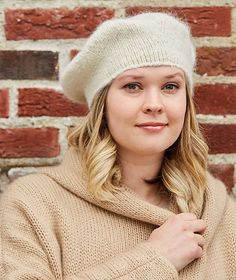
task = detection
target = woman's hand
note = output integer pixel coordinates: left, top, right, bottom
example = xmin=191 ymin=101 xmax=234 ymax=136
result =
xmin=147 ymin=213 xmax=207 ymax=271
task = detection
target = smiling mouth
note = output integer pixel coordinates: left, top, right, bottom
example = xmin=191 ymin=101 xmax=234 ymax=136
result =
xmin=136 ymin=122 xmax=167 ymax=127
xmin=135 ymin=122 xmax=168 ymax=132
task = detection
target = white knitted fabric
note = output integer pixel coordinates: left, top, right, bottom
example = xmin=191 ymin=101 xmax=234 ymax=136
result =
xmin=61 ymin=12 xmax=196 ymax=107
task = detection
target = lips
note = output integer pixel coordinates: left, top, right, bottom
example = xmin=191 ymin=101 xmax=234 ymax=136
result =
xmin=135 ymin=122 xmax=167 ymax=132
xmin=136 ymin=122 xmax=167 ymax=127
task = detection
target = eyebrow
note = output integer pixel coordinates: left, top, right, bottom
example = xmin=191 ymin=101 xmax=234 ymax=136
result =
xmin=116 ymin=74 xmax=144 ymax=81
xmin=117 ymin=72 xmax=185 ymax=81
xmin=164 ymin=73 xmax=185 ymax=79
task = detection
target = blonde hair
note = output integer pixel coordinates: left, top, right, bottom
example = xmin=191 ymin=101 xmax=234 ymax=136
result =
xmin=68 ymin=85 xmax=208 ymax=213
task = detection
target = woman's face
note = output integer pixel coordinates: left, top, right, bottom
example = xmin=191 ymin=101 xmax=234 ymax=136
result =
xmin=105 ymin=66 xmax=187 ymax=158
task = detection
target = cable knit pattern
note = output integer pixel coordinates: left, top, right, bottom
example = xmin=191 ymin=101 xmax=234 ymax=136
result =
xmin=1 ymin=147 xmax=236 ymax=279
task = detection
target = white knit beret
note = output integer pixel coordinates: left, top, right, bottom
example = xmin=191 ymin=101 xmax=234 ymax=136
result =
xmin=61 ymin=12 xmax=196 ymax=107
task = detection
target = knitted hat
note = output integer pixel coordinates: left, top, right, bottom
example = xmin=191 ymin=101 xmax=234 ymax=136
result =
xmin=61 ymin=12 xmax=196 ymax=107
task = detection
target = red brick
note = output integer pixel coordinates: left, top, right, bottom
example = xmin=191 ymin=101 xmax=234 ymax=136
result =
xmin=0 ymin=128 xmax=59 ymax=158
xmin=126 ymin=7 xmax=231 ymax=37
xmin=201 ymin=124 xmax=236 ymax=154
xmin=194 ymin=84 xmax=236 ymax=115
xmin=0 ymin=51 xmax=58 ymax=80
xmin=70 ymin=49 xmax=79 ymax=60
xmin=208 ymin=164 xmax=234 ymax=192
xmin=5 ymin=8 xmax=114 ymax=40
xmin=197 ymin=48 xmax=236 ymax=76
xmin=18 ymin=88 xmax=88 ymax=117
xmin=0 ymin=89 xmax=9 ymax=118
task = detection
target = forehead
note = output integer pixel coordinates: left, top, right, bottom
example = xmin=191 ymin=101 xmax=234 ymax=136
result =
xmin=115 ymin=66 xmax=185 ymax=80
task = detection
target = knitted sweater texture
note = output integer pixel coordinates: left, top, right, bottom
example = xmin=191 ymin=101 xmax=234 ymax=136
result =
xmin=1 ymin=147 xmax=236 ymax=279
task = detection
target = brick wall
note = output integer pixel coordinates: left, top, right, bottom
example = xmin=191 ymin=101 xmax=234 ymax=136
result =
xmin=0 ymin=0 xmax=235 ymax=194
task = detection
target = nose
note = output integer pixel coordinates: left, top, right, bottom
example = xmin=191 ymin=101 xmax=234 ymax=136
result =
xmin=142 ymin=89 xmax=164 ymax=114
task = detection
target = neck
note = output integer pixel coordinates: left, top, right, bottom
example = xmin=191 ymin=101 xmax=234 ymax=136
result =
xmin=118 ymin=149 xmax=165 ymax=204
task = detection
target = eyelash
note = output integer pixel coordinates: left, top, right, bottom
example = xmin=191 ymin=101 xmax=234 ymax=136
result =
xmin=163 ymin=83 xmax=179 ymax=91
xmin=123 ymin=83 xmax=141 ymax=91
xmin=123 ymin=82 xmax=180 ymax=92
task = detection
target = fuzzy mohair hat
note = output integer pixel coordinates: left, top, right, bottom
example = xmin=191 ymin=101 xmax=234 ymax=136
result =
xmin=61 ymin=12 xmax=196 ymax=107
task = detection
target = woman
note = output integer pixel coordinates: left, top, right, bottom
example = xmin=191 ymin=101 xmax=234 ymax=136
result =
xmin=1 ymin=12 xmax=236 ymax=279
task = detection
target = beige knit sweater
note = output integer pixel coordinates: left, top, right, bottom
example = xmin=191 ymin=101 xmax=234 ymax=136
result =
xmin=1 ymin=147 xmax=236 ymax=279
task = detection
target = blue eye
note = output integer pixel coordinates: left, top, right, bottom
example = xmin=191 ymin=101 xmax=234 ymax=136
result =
xmin=123 ymin=83 xmax=141 ymax=91
xmin=163 ymin=83 xmax=179 ymax=91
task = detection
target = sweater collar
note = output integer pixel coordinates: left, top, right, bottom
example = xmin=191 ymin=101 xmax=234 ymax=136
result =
xmin=40 ymin=147 xmax=227 ymax=248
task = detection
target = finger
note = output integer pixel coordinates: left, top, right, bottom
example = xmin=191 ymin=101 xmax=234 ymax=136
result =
xmin=186 ymin=219 xmax=207 ymax=233
xmin=194 ymin=233 xmax=205 ymax=248
xmin=176 ymin=212 xmax=197 ymax=221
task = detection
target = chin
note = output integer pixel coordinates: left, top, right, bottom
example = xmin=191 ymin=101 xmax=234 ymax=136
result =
xmin=134 ymin=147 xmax=167 ymax=156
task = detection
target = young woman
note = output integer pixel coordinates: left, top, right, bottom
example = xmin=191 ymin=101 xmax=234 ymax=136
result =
xmin=1 ymin=12 xmax=236 ymax=280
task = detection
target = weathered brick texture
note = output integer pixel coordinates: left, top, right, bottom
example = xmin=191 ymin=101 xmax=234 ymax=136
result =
xmin=18 ymin=88 xmax=88 ymax=117
xmin=70 ymin=50 xmax=79 ymax=60
xmin=0 ymin=89 xmax=9 ymax=118
xmin=197 ymin=48 xmax=236 ymax=76
xmin=201 ymin=124 xmax=236 ymax=154
xmin=126 ymin=7 xmax=231 ymax=36
xmin=194 ymin=84 xmax=236 ymax=115
xmin=5 ymin=8 xmax=114 ymax=40
xmin=208 ymin=164 xmax=234 ymax=192
xmin=0 ymin=128 xmax=59 ymax=158
xmin=0 ymin=51 xmax=58 ymax=80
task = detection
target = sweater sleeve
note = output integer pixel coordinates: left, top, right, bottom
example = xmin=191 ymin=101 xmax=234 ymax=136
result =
xmin=1 ymin=178 xmax=178 ymax=280
xmin=1 ymin=199 xmax=178 ymax=280
xmin=1 ymin=194 xmax=59 ymax=280
xmin=1 ymin=203 xmax=178 ymax=280
xmin=74 ymin=243 xmax=179 ymax=280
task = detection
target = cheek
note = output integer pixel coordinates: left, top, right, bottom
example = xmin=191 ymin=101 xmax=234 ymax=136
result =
xmin=105 ymin=110 xmax=127 ymax=146
xmin=171 ymin=96 xmax=186 ymax=121
xmin=106 ymin=107 xmax=130 ymax=133
xmin=178 ymin=104 xmax=187 ymax=123
xmin=166 ymin=101 xmax=187 ymax=133
xmin=106 ymin=93 xmax=135 ymax=125
xmin=106 ymin=97 xmax=122 ymax=123
xmin=178 ymin=110 xmax=186 ymax=130
xmin=106 ymin=96 xmax=124 ymax=137
xmin=105 ymin=100 xmax=136 ymax=145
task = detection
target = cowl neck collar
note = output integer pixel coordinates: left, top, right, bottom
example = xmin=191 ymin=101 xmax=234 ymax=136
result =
xmin=40 ymin=147 xmax=228 ymax=249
